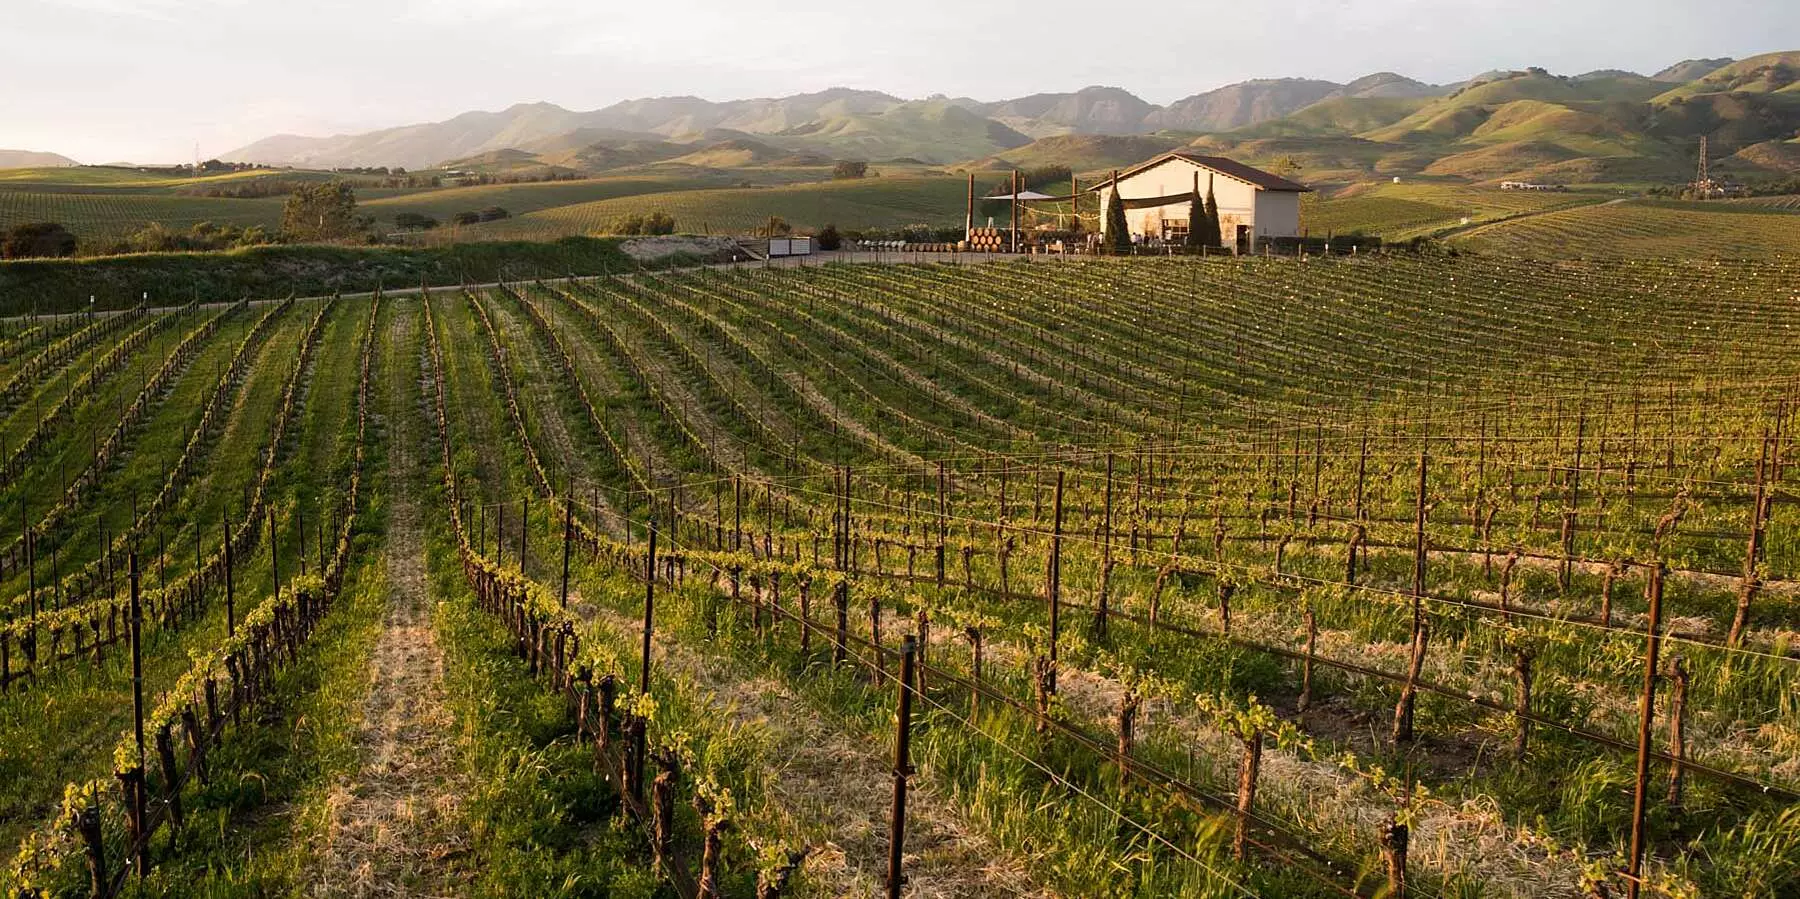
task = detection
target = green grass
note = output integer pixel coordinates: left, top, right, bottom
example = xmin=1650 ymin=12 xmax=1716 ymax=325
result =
xmin=124 ymin=550 xmax=389 ymax=898
xmin=442 ymin=175 xmax=972 ymax=241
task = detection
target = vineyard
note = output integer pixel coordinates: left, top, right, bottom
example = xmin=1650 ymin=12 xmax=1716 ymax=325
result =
xmin=407 ymin=175 xmax=975 ymax=244
xmin=0 ymin=192 xmax=288 ymax=244
xmin=0 ymin=254 xmax=1796 ymax=898
xmin=1298 ymin=183 xmax=1603 ymax=242
xmin=1452 ymin=199 xmax=1800 ymax=258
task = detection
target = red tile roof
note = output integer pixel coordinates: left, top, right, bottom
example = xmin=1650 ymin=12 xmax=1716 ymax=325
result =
xmin=1089 ymin=152 xmax=1311 ymax=193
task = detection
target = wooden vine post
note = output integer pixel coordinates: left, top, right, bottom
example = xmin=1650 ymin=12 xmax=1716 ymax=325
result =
xmin=935 ymin=461 xmax=947 ymax=589
xmin=886 ymin=635 xmax=918 ymax=899
xmin=1046 ymin=471 xmax=1064 ymax=698
xmin=1095 ymin=453 xmax=1114 ymax=638
xmin=1410 ymin=450 xmax=1428 ymax=632
xmin=127 ymin=551 xmax=147 ymax=880
xmin=1625 ymin=562 xmax=1665 ymax=899
xmin=636 ymin=518 xmax=657 ymax=804
xmin=560 ymin=495 xmax=573 ymax=609
xmin=1394 ymin=450 xmax=1430 ymax=745
xmin=1232 ymin=730 xmax=1263 ymax=862
xmin=1513 ymin=643 xmax=1535 ymax=759
xmin=1728 ymin=435 xmax=1770 ymax=646
xmin=1298 ymin=608 xmax=1317 ymax=713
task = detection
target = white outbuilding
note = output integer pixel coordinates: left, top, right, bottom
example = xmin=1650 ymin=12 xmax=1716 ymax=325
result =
xmin=1090 ymin=153 xmax=1310 ymax=251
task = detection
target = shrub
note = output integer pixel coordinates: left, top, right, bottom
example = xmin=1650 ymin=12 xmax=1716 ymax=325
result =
xmin=816 ymin=224 xmax=842 ymax=251
xmin=608 ymin=213 xmax=646 ymax=235
xmin=106 ymin=221 xmax=276 ymax=255
xmin=281 ymin=181 xmax=362 ymax=242
xmin=1 ymin=222 xmax=78 ymax=260
xmin=452 ymin=211 xmax=482 ymax=226
xmin=477 ymin=206 xmax=510 ymax=222
xmin=1021 ymin=165 xmax=1072 ymax=190
xmin=832 ymin=160 xmax=869 ymax=180
xmin=394 ymin=213 xmax=439 ymax=231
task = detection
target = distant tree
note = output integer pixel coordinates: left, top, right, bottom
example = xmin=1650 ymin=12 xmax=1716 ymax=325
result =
xmin=644 ymin=212 xmax=676 ymax=235
xmin=1021 ymin=165 xmax=1072 ymax=191
xmin=1185 ymin=189 xmax=1204 ymax=249
xmin=832 ymin=160 xmax=869 ymax=180
xmin=281 ymin=181 xmax=361 ymax=241
xmin=477 ymin=206 xmax=510 ymax=222
xmin=451 ymin=211 xmax=482 ymax=226
xmin=757 ymin=215 xmax=793 ymax=237
xmin=1104 ymin=188 xmax=1130 ymax=253
xmin=816 ymin=224 xmax=842 ymax=251
xmin=1 ymin=222 xmax=78 ymax=259
xmin=1203 ymin=180 xmax=1223 ymax=248
xmin=394 ymin=212 xmax=438 ymax=231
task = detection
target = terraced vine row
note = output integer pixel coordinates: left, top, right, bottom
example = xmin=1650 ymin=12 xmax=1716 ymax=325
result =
xmin=444 ymin=256 xmax=1800 ymax=899
xmin=0 ymin=253 xmax=1796 ymax=899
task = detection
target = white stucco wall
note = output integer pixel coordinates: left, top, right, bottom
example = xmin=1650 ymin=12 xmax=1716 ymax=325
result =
xmin=1095 ymin=156 xmax=1304 ymax=244
xmin=1253 ymin=190 xmax=1302 ymax=239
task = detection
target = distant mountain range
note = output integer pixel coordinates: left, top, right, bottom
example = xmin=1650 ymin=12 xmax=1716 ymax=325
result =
xmin=0 ymin=149 xmax=78 ymax=169
xmin=207 ymin=52 xmax=1800 ymax=186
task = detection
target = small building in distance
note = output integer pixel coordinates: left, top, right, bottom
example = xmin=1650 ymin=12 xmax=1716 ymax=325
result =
xmin=1090 ymin=153 xmax=1309 ymax=251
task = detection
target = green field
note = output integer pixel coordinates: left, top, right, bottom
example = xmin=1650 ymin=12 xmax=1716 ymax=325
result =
xmin=358 ymin=167 xmax=837 ymax=230
xmin=1454 ymin=197 xmax=1800 ymax=257
xmin=1299 ymin=180 xmax=1609 ymax=240
xmin=438 ymin=173 xmax=974 ymax=240
xmin=0 ymin=254 xmax=1795 ymax=899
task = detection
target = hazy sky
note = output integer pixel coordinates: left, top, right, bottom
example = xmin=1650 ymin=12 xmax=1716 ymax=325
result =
xmin=5 ymin=0 xmax=1797 ymax=163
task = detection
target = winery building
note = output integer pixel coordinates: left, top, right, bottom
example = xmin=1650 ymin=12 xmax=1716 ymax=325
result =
xmin=1091 ymin=153 xmax=1309 ymax=251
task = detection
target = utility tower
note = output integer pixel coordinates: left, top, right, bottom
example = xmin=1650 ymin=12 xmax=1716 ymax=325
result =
xmin=1687 ymin=136 xmax=1734 ymax=200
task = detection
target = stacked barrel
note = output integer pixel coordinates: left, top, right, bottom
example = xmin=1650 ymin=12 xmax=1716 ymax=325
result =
xmin=965 ymin=227 xmax=1013 ymax=252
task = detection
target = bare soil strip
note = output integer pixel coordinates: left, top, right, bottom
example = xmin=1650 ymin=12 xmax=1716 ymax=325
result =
xmin=313 ymin=308 xmax=468 ymax=898
xmin=583 ymin=601 xmax=1049 ymax=898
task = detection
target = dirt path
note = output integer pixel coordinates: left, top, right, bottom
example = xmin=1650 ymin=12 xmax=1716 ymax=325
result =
xmin=1445 ymin=196 xmax=1627 ymax=242
xmin=313 ymin=306 xmax=467 ymax=898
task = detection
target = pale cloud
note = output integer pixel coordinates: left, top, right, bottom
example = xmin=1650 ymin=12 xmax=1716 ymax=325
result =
xmin=2 ymin=0 xmax=1796 ymax=163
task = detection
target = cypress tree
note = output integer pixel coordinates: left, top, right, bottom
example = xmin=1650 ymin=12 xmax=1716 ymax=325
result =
xmin=1105 ymin=186 xmax=1130 ymax=253
xmin=1203 ymin=177 xmax=1223 ymax=248
xmin=1185 ymin=189 xmax=1204 ymax=249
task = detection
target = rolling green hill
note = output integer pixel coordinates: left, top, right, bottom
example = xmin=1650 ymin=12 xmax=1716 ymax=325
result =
xmin=1651 ymin=51 xmax=1800 ymax=102
xmin=973 ymin=135 xmax=1188 ymax=176
xmin=1187 ymin=63 xmax=1800 ymax=189
xmin=12 ymin=51 xmax=1800 ymax=259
